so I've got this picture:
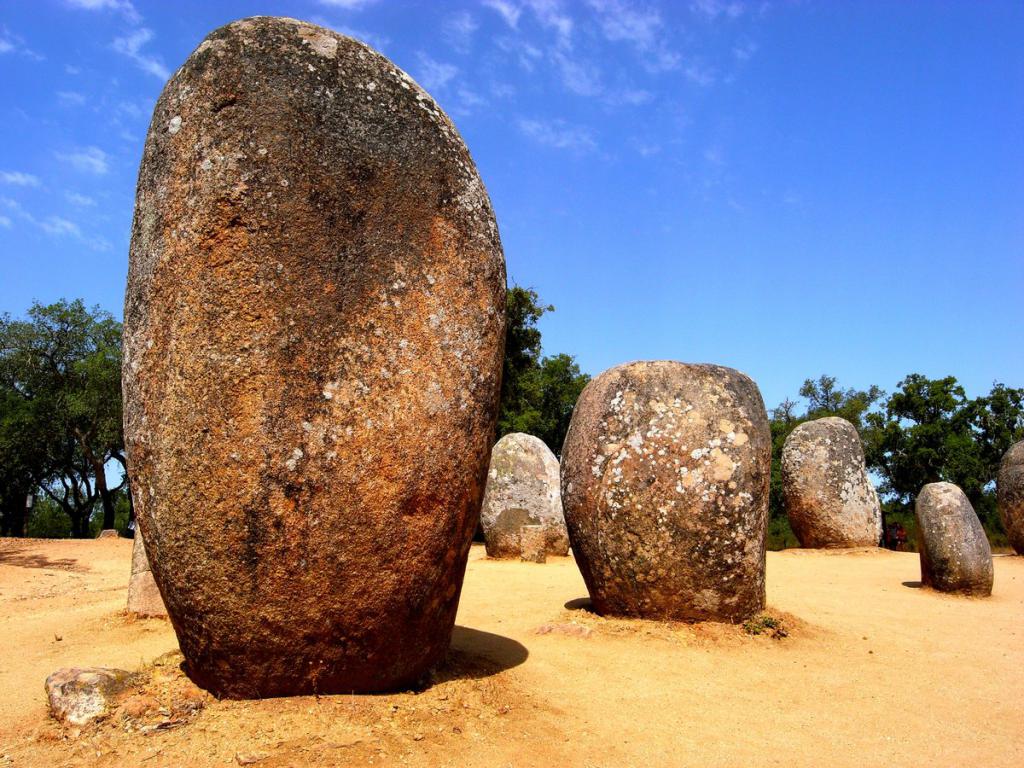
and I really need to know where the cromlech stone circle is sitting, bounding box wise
[915,482,993,596]
[781,416,882,548]
[997,440,1024,555]
[560,361,771,622]
[480,432,569,559]
[122,17,506,697]
[126,532,167,618]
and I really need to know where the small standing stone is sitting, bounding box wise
[560,361,771,622]
[997,440,1024,555]
[781,417,882,548]
[915,482,993,596]
[127,533,167,617]
[519,525,548,563]
[96,529,119,539]
[45,667,135,726]
[480,433,569,559]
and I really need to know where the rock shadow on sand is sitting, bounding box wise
[433,626,529,683]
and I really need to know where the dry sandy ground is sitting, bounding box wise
[0,538,1021,767]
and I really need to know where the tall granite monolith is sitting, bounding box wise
[997,440,1024,555]
[781,416,881,548]
[480,432,569,559]
[915,482,993,596]
[123,17,506,697]
[560,361,771,622]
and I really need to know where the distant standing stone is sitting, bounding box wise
[122,17,505,697]
[915,482,993,596]
[126,533,167,617]
[519,525,548,564]
[96,529,119,539]
[560,361,771,622]
[781,417,882,548]
[46,667,134,726]
[480,433,569,559]
[997,440,1024,555]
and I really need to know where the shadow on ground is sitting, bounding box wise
[435,626,529,682]
[902,580,922,589]
[0,543,85,572]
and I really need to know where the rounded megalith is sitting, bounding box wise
[560,361,771,622]
[997,440,1024,555]
[122,17,506,697]
[127,532,167,618]
[915,482,993,596]
[480,433,568,559]
[781,417,881,548]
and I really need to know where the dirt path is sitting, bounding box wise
[1,538,1021,766]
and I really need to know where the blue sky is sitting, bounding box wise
[1,0,1021,409]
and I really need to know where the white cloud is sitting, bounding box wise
[483,0,522,29]
[526,0,573,46]
[444,11,479,52]
[318,0,380,8]
[0,38,13,54]
[66,192,96,207]
[553,52,602,97]
[415,53,458,93]
[57,90,86,106]
[65,0,141,24]
[588,0,679,72]
[0,171,41,187]
[0,27,43,60]
[40,216,81,237]
[112,28,170,80]
[0,215,11,228]
[685,63,716,86]
[497,36,543,71]
[66,64,81,75]
[518,118,596,152]
[733,40,758,61]
[310,17,389,50]
[56,146,109,175]
[691,0,745,20]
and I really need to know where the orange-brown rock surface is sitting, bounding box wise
[122,17,505,697]
[560,361,771,622]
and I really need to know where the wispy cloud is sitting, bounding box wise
[444,11,479,53]
[0,27,44,60]
[0,215,11,229]
[415,53,458,93]
[1,196,109,249]
[0,171,41,187]
[691,0,745,20]
[733,40,758,61]
[56,146,109,175]
[65,0,141,24]
[66,192,97,207]
[553,51,602,97]
[518,117,596,153]
[483,0,523,29]
[318,0,381,9]
[39,216,81,237]
[310,17,388,50]
[685,62,716,87]
[57,90,86,107]
[588,0,679,72]
[112,28,169,80]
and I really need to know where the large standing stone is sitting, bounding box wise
[122,17,506,697]
[781,417,881,548]
[480,433,569,559]
[915,482,993,596]
[560,361,771,622]
[997,440,1024,555]
[126,533,167,617]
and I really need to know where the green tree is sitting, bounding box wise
[799,374,883,429]
[0,299,126,536]
[497,287,589,454]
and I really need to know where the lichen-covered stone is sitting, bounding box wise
[560,361,771,622]
[46,668,135,726]
[122,17,505,697]
[480,433,568,559]
[781,416,881,548]
[997,440,1024,555]
[519,525,548,563]
[915,482,993,596]
[126,532,167,618]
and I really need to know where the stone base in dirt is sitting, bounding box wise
[96,530,120,539]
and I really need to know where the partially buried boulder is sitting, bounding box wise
[781,416,881,548]
[480,433,568,559]
[122,17,506,696]
[915,482,993,596]
[46,668,135,727]
[126,533,167,617]
[997,440,1024,555]
[560,361,771,622]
